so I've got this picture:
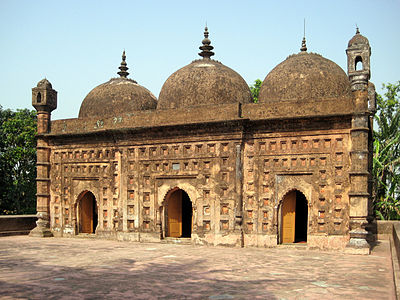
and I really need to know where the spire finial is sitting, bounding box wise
[300,18,307,52]
[199,25,214,59]
[117,50,129,78]
[356,25,360,34]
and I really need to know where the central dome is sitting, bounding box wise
[157,27,252,110]
[258,43,352,103]
[79,51,157,118]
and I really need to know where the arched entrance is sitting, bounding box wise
[280,190,308,244]
[166,188,192,238]
[78,191,98,234]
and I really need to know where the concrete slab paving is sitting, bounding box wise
[0,236,395,299]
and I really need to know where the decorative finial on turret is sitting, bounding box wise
[356,25,360,34]
[300,18,307,52]
[117,50,129,78]
[199,26,215,59]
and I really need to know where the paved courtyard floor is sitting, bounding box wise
[0,236,395,299]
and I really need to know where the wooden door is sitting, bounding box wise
[168,190,182,237]
[282,191,296,243]
[81,193,93,233]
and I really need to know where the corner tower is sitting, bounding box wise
[30,79,57,237]
[346,27,371,91]
[346,28,373,254]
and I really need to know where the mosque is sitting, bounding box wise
[29,27,375,253]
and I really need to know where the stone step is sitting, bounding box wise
[162,237,192,245]
[74,233,98,239]
[279,243,308,250]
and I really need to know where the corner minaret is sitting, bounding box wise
[31,79,57,133]
[346,27,371,91]
[30,78,57,237]
[345,28,373,254]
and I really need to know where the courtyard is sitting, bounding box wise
[0,236,395,299]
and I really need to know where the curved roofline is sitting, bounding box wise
[258,52,352,104]
[157,58,252,110]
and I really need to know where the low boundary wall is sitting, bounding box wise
[0,215,37,236]
[375,220,400,300]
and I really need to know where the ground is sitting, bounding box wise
[0,236,395,299]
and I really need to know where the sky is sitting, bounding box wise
[1,0,399,120]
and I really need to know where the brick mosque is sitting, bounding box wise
[29,27,376,253]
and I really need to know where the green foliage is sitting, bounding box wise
[0,106,37,214]
[373,81,400,220]
[250,79,262,103]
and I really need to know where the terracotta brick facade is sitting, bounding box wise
[30,29,375,253]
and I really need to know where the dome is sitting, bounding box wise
[37,78,52,89]
[157,27,252,110]
[348,28,370,47]
[78,51,157,119]
[259,49,352,103]
[79,78,157,118]
[158,60,252,109]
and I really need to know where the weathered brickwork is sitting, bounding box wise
[31,28,375,253]
[241,131,352,247]
[47,130,244,244]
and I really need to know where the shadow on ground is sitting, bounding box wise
[0,252,277,299]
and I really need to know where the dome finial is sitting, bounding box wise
[117,50,129,78]
[199,25,215,59]
[300,18,307,52]
[300,37,307,52]
[356,25,360,34]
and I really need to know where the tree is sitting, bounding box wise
[0,106,37,214]
[249,79,262,103]
[373,81,400,220]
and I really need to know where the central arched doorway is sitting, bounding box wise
[280,190,308,244]
[78,191,98,234]
[166,189,192,238]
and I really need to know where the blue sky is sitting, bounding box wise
[1,0,399,120]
